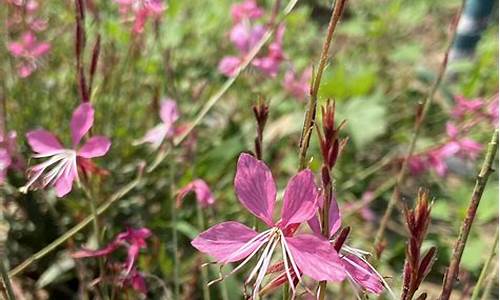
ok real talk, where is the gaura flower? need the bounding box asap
[283,66,312,100]
[73,227,151,294]
[231,0,263,24]
[445,122,483,160]
[451,95,484,119]
[114,0,166,34]
[252,25,285,77]
[136,99,179,149]
[192,153,345,298]
[308,196,392,297]
[20,103,111,197]
[7,31,50,78]
[176,179,215,208]
[218,22,265,77]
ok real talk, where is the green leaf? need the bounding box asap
[338,94,388,149]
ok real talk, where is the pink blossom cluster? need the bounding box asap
[73,227,152,294]
[192,154,388,297]
[218,0,285,77]
[113,0,166,34]
[6,0,51,78]
[408,95,498,177]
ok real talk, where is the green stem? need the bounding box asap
[439,129,499,300]
[479,262,498,300]
[373,0,466,252]
[170,167,180,300]
[470,228,498,300]
[196,206,211,300]
[298,0,347,171]
[0,257,15,300]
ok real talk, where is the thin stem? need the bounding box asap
[298,0,347,170]
[439,129,499,300]
[479,262,498,300]
[196,205,211,300]
[9,176,141,277]
[373,0,466,251]
[170,166,180,300]
[470,227,498,300]
[0,257,15,300]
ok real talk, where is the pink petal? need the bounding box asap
[159,99,179,131]
[128,270,148,294]
[26,129,63,154]
[177,179,215,208]
[230,23,265,54]
[218,56,242,77]
[31,42,50,57]
[280,169,318,228]
[72,241,121,258]
[234,153,276,226]
[342,254,384,294]
[285,234,345,282]
[138,124,168,149]
[307,195,341,238]
[18,63,34,78]
[70,103,94,146]
[54,164,77,197]
[231,0,263,23]
[8,42,24,56]
[78,136,111,158]
[445,122,458,138]
[191,221,263,263]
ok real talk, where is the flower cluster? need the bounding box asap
[6,0,50,77]
[218,0,285,77]
[20,103,111,197]
[408,94,498,176]
[73,227,152,294]
[113,0,166,34]
[191,153,387,298]
[282,66,312,101]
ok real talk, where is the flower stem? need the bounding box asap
[470,227,498,300]
[298,0,347,171]
[196,205,211,300]
[0,222,15,300]
[479,262,498,300]
[373,0,466,253]
[439,129,499,300]
[170,166,180,300]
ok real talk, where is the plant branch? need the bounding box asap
[298,0,347,170]
[439,128,499,300]
[373,0,465,252]
[470,227,498,300]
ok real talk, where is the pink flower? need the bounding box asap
[252,25,285,77]
[231,0,264,24]
[7,31,50,78]
[445,122,483,160]
[283,66,312,100]
[308,196,390,296]
[192,154,345,298]
[176,179,215,208]
[218,56,242,77]
[114,0,166,33]
[136,99,179,149]
[451,95,484,119]
[20,103,111,197]
[73,227,151,294]
[230,22,266,54]
[0,131,23,184]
